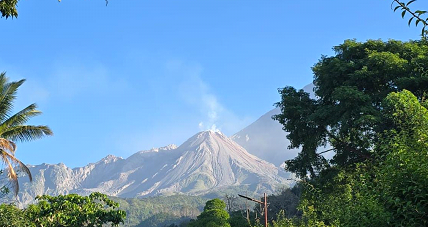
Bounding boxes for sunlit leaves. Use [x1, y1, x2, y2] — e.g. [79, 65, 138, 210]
[274, 39, 428, 179]
[0, 0, 18, 19]
[26, 192, 126, 227]
[188, 199, 231, 227]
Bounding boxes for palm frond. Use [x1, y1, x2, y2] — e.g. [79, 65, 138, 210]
[0, 73, 25, 122]
[0, 73, 50, 196]
[0, 103, 41, 134]
[1, 125, 53, 142]
[0, 138, 16, 155]
[16, 159, 32, 182]
[3, 152, 32, 182]
[0, 148, 33, 195]
[0, 149, 19, 195]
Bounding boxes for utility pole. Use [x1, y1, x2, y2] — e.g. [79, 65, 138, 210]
[238, 193, 268, 227]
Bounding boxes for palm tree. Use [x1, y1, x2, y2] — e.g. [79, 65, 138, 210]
[0, 72, 53, 195]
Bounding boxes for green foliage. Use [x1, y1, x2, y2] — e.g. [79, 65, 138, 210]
[297, 169, 392, 227]
[266, 186, 301, 220]
[250, 206, 330, 227]
[274, 37, 428, 226]
[274, 39, 428, 179]
[113, 194, 205, 227]
[204, 198, 226, 211]
[228, 211, 250, 227]
[373, 90, 428, 226]
[136, 213, 191, 227]
[271, 209, 330, 227]
[25, 192, 126, 227]
[0, 0, 18, 19]
[0, 204, 34, 227]
[188, 199, 230, 227]
[286, 90, 428, 227]
[391, 0, 428, 38]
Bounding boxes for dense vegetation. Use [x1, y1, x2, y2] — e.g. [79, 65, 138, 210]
[188, 199, 231, 227]
[274, 39, 428, 178]
[271, 38, 428, 226]
[113, 194, 206, 227]
[248, 3, 428, 226]
[0, 192, 126, 226]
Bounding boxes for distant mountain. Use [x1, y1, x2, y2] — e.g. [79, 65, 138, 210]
[15, 131, 291, 207]
[231, 108, 297, 166]
[231, 83, 315, 166]
[13, 84, 318, 206]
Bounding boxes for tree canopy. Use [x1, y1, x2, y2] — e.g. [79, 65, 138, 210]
[188, 198, 231, 227]
[26, 192, 126, 227]
[290, 90, 428, 226]
[274, 39, 428, 178]
[0, 204, 34, 227]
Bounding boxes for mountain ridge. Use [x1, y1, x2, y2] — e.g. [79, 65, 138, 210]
[14, 130, 292, 207]
[231, 83, 315, 166]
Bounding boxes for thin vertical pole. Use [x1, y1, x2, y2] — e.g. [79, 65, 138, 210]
[264, 193, 268, 227]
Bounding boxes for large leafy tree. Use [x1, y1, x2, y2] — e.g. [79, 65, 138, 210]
[294, 90, 428, 226]
[0, 72, 52, 195]
[373, 90, 428, 226]
[188, 199, 231, 227]
[274, 39, 428, 178]
[0, 203, 34, 227]
[25, 192, 126, 227]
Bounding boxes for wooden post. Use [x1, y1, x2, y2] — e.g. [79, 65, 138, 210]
[264, 193, 268, 227]
[238, 193, 268, 227]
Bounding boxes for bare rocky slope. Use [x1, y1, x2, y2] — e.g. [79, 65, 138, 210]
[15, 131, 292, 206]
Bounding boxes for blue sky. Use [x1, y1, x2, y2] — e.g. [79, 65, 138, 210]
[0, 0, 426, 168]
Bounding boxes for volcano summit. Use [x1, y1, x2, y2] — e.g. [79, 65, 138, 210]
[16, 130, 292, 206]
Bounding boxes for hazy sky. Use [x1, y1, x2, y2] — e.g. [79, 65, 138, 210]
[0, 0, 425, 168]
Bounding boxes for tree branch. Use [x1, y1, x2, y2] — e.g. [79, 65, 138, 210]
[392, 0, 428, 37]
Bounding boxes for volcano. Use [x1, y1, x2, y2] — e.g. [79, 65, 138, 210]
[16, 131, 291, 206]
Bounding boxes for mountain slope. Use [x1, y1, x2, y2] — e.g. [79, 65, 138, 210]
[231, 83, 315, 166]
[231, 108, 298, 166]
[231, 84, 334, 166]
[15, 131, 291, 206]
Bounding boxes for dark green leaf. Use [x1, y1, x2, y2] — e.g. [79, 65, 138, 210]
[394, 5, 402, 12]
[406, 0, 416, 6]
[408, 17, 414, 26]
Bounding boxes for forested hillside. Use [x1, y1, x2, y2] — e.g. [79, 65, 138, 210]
[112, 195, 206, 227]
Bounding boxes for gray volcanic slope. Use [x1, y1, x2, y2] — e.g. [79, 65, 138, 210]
[231, 83, 315, 166]
[15, 131, 291, 206]
[231, 108, 298, 166]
